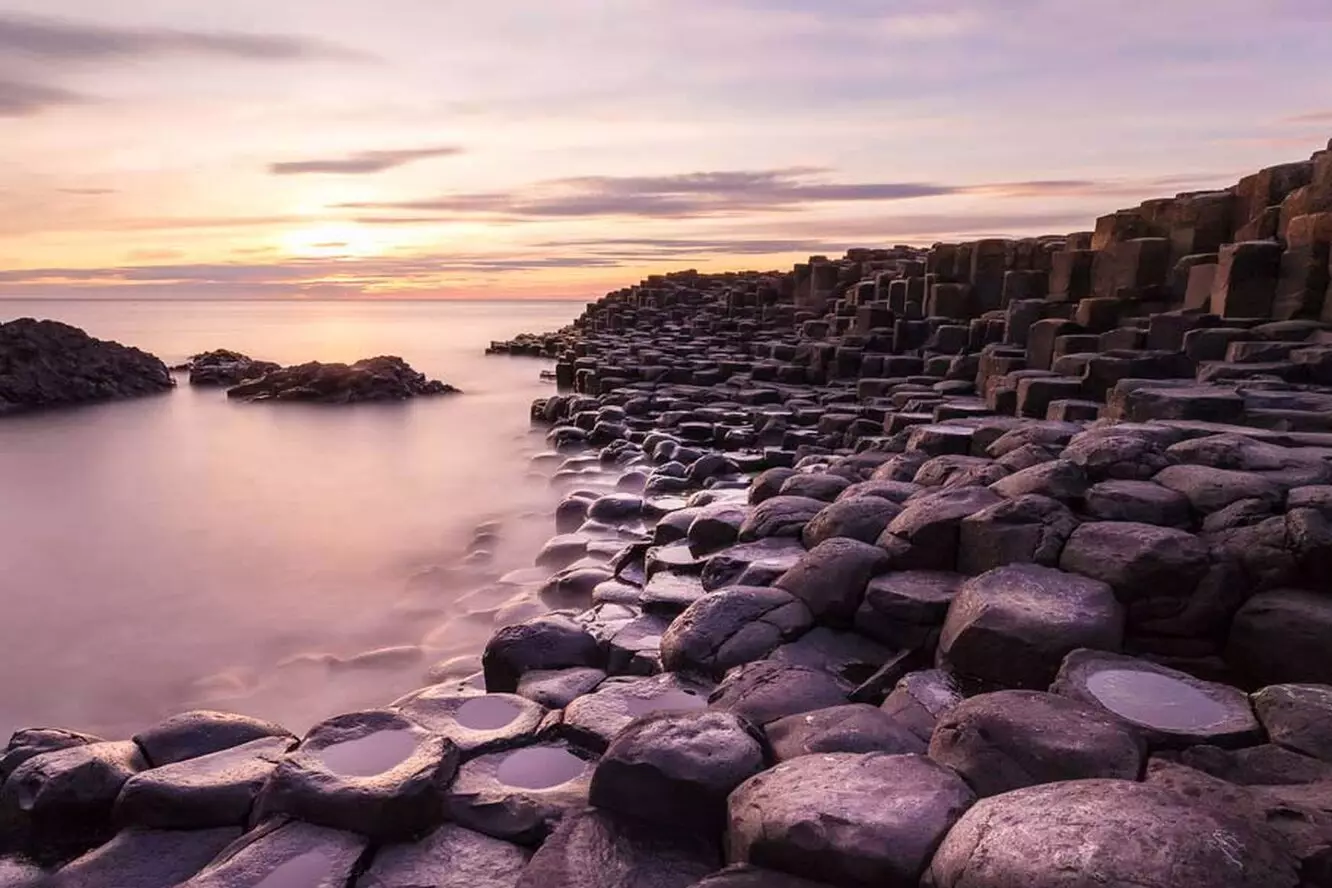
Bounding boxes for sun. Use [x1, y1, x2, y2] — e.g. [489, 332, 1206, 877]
[279, 222, 388, 259]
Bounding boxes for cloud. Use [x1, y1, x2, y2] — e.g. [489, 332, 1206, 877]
[0, 12, 359, 63]
[1280, 109, 1332, 124]
[58, 187, 117, 195]
[0, 77, 87, 116]
[269, 145, 464, 175]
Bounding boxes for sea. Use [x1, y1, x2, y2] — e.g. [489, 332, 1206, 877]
[0, 299, 581, 740]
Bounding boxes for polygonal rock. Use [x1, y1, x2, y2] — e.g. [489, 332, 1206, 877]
[1253, 683, 1332, 763]
[1082, 479, 1192, 526]
[738, 496, 827, 542]
[392, 690, 547, 757]
[1052, 649, 1262, 749]
[928, 690, 1146, 797]
[133, 710, 293, 767]
[0, 728, 101, 783]
[50, 826, 242, 888]
[358, 823, 531, 888]
[483, 613, 606, 693]
[1058, 521, 1209, 603]
[253, 709, 459, 840]
[854, 570, 963, 649]
[956, 494, 1079, 576]
[880, 487, 1005, 571]
[1228, 589, 1332, 686]
[590, 710, 767, 832]
[661, 586, 813, 679]
[727, 753, 974, 886]
[445, 743, 595, 845]
[924, 779, 1298, 888]
[765, 704, 926, 761]
[779, 474, 852, 503]
[989, 459, 1088, 502]
[114, 735, 294, 829]
[937, 564, 1124, 690]
[767, 627, 895, 686]
[709, 662, 852, 726]
[801, 497, 903, 547]
[1062, 429, 1170, 481]
[180, 819, 367, 887]
[515, 808, 718, 888]
[690, 864, 840, 887]
[1155, 464, 1285, 515]
[562, 673, 712, 752]
[775, 538, 891, 624]
[881, 670, 965, 743]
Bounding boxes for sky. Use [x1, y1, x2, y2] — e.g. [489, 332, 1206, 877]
[0, 0, 1329, 300]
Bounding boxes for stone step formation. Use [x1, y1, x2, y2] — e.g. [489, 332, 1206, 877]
[7, 144, 1332, 887]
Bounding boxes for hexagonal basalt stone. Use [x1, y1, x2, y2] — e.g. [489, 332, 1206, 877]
[1051, 649, 1262, 749]
[937, 565, 1124, 690]
[1082, 479, 1192, 527]
[880, 670, 965, 743]
[483, 613, 606, 693]
[660, 586, 812, 680]
[727, 752, 974, 887]
[956, 494, 1079, 576]
[927, 690, 1146, 797]
[445, 743, 596, 845]
[738, 496, 827, 542]
[516, 667, 607, 709]
[180, 819, 368, 888]
[691, 864, 841, 887]
[701, 538, 808, 591]
[855, 571, 963, 649]
[779, 473, 852, 503]
[253, 709, 459, 840]
[0, 740, 145, 864]
[114, 735, 295, 829]
[49, 826, 241, 888]
[358, 823, 531, 888]
[801, 497, 904, 547]
[879, 487, 1004, 572]
[925, 779, 1299, 888]
[391, 690, 547, 757]
[0, 728, 101, 783]
[1253, 683, 1332, 763]
[765, 704, 926, 762]
[1058, 521, 1209, 604]
[1227, 589, 1332, 687]
[562, 673, 712, 752]
[133, 710, 293, 768]
[709, 662, 853, 726]
[590, 710, 767, 832]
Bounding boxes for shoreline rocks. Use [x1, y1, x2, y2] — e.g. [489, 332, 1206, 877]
[226, 355, 459, 403]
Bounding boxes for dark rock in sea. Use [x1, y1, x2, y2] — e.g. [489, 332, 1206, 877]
[181, 349, 281, 386]
[133, 709, 293, 767]
[924, 779, 1299, 888]
[180, 819, 368, 887]
[0, 739, 146, 865]
[727, 752, 974, 886]
[0, 318, 173, 415]
[114, 735, 294, 829]
[225, 355, 458, 403]
[445, 742, 596, 845]
[358, 823, 531, 888]
[590, 710, 767, 833]
[927, 690, 1147, 797]
[514, 808, 719, 888]
[252, 709, 459, 840]
[48, 825, 241, 888]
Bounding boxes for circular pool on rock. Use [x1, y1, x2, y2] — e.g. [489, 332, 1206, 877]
[495, 746, 590, 790]
[454, 696, 524, 731]
[1084, 669, 1233, 732]
[316, 729, 419, 777]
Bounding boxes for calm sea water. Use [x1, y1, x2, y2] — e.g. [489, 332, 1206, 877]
[0, 299, 579, 739]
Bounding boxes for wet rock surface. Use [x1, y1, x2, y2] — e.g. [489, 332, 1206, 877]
[445, 742, 596, 844]
[226, 355, 458, 403]
[359, 823, 531, 887]
[0, 318, 173, 415]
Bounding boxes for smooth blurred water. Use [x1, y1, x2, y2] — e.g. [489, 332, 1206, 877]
[0, 299, 577, 739]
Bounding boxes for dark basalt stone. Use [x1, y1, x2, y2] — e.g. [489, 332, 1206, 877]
[514, 808, 719, 888]
[0, 318, 174, 415]
[1052, 649, 1262, 749]
[1253, 683, 1332, 763]
[802, 496, 904, 547]
[924, 779, 1299, 888]
[133, 709, 293, 767]
[445, 743, 596, 845]
[1082, 479, 1193, 527]
[590, 710, 767, 833]
[1227, 589, 1332, 687]
[180, 819, 367, 887]
[0, 740, 145, 865]
[114, 735, 294, 829]
[183, 349, 280, 387]
[483, 613, 606, 693]
[764, 703, 926, 761]
[880, 670, 966, 743]
[708, 661, 853, 726]
[775, 538, 891, 625]
[689, 864, 841, 887]
[727, 752, 975, 887]
[358, 823, 531, 888]
[392, 689, 546, 757]
[0, 728, 102, 783]
[737, 496, 827, 542]
[768, 627, 895, 687]
[879, 487, 1005, 571]
[700, 538, 808, 591]
[252, 709, 459, 841]
[778, 473, 852, 502]
[855, 571, 963, 649]
[48, 826, 242, 888]
[562, 673, 712, 752]
[226, 355, 458, 403]
[516, 667, 607, 709]
[1058, 521, 1210, 603]
[928, 690, 1147, 797]
[937, 564, 1124, 690]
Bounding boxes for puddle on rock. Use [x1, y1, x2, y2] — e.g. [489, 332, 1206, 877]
[1085, 669, 1233, 732]
[495, 746, 589, 790]
[455, 696, 522, 731]
[622, 688, 706, 717]
[317, 729, 418, 777]
[254, 850, 335, 888]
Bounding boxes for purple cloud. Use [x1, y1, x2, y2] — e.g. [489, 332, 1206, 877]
[270, 146, 464, 175]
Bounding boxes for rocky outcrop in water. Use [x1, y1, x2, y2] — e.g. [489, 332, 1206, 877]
[0, 318, 174, 415]
[226, 356, 459, 403]
[178, 350, 281, 387]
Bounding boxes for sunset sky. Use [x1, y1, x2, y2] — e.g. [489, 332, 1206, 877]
[1, 0, 1329, 300]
